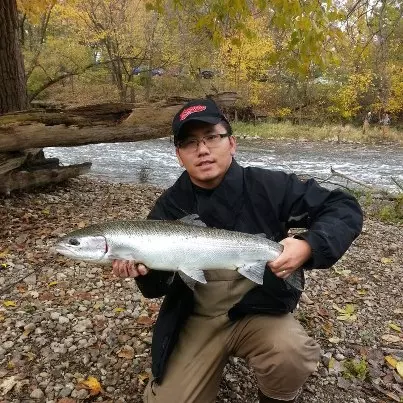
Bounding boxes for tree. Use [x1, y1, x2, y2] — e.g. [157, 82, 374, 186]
[0, 0, 28, 113]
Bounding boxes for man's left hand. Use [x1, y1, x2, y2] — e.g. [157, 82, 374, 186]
[267, 237, 312, 279]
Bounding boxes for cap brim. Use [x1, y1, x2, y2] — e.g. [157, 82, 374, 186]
[175, 116, 223, 141]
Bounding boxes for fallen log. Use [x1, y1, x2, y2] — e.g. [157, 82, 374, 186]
[0, 104, 181, 152]
[0, 162, 91, 195]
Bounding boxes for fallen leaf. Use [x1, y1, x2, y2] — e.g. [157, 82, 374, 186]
[0, 249, 9, 258]
[381, 334, 401, 344]
[385, 355, 398, 368]
[334, 268, 351, 276]
[396, 362, 403, 377]
[138, 372, 149, 385]
[328, 337, 342, 344]
[381, 257, 393, 264]
[78, 376, 102, 396]
[48, 281, 58, 287]
[137, 316, 154, 326]
[3, 300, 17, 307]
[389, 323, 401, 333]
[22, 352, 36, 361]
[114, 307, 125, 313]
[0, 263, 8, 269]
[117, 345, 135, 360]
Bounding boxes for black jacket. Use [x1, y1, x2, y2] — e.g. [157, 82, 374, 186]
[136, 160, 363, 383]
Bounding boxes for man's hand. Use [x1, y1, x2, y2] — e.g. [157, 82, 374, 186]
[112, 260, 149, 278]
[267, 237, 312, 279]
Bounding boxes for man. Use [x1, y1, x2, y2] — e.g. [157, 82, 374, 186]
[113, 99, 363, 402]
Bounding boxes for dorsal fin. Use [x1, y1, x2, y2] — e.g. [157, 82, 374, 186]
[178, 214, 207, 227]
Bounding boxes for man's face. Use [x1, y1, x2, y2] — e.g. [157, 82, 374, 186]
[175, 121, 236, 189]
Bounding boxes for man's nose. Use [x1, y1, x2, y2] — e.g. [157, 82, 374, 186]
[196, 139, 210, 153]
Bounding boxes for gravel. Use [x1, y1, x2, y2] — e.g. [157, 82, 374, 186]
[0, 176, 401, 402]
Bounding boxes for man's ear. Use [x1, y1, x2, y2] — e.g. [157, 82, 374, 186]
[229, 135, 237, 156]
[176, 148, 184, 167]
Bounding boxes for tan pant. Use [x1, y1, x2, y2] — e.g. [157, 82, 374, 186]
[144, 271, 320, 403]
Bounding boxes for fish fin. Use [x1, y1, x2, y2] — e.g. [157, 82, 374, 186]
[179, 267, 207, 283]
[237, 262, 266, 285]
[284, 268, 304, 292]
[177, 271, 196, 290]
[178, 214, 207, 227]
[252, 233, 267, 239]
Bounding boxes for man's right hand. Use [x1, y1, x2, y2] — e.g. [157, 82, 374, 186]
[112, 260, 149, 278]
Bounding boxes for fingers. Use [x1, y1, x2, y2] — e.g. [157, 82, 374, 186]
[267, 237, 312, 279]
[112, 260, 149, 278]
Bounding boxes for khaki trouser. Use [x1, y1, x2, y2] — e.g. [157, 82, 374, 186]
[144, 271, 320, 403]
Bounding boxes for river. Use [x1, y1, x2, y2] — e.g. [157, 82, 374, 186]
[45, 138, 403, 192]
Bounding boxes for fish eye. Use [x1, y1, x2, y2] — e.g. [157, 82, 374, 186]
[68, 238, 80, 246]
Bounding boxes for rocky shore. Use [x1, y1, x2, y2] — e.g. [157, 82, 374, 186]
[0, 177, 402, 402]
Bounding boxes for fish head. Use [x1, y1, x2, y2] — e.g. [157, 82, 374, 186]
[55, 234, 108, 262]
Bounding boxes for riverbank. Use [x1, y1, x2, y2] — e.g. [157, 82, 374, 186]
[233, 121, 403, 145]
[0, 177, 402, 402]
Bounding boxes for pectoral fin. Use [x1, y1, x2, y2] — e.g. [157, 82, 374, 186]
[179, 267, 207, 284]
[237, 262, 266, 285]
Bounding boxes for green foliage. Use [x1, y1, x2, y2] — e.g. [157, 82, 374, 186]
[342, 357, 369, 381]
[379, 194, 403, 224]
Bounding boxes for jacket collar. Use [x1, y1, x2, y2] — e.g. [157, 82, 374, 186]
[169, 159, 244, 230]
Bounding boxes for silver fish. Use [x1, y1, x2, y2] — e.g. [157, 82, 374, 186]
[54, 216, 304, 291]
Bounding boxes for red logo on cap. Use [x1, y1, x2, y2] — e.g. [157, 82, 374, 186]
[179, 105, 207, 121]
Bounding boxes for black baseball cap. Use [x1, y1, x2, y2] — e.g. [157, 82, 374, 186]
[172, 98, 229, 145]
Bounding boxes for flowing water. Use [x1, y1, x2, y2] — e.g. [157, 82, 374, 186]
[45, 138, 403, 192]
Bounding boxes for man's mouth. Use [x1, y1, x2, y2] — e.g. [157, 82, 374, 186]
[197, 160, 214, 167]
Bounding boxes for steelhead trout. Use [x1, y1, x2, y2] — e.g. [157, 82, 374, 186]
[54, 216, 304, 291]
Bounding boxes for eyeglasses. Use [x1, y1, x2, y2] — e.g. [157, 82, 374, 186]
[178, 133, 229, 152]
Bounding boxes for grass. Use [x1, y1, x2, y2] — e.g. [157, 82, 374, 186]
[232, 121, 403, 145]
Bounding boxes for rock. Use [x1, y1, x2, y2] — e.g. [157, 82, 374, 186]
[30, 388, 45, 399]
[23, 273, 37, 285]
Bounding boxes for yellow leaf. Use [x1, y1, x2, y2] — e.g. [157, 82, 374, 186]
[396, 362, 403, 377]
[3, 300, 16, 307]
[0, 249, 9, 258]
[357, 290, 367, 295]
[381, 257, 393, 264]
[385, 355, 398, 368]
[138, 372, 149, 385]
[42, 209, 50, 215]
[79, 376, 102, 396]
[48, 281, 58, 287]
[389, 323, 401, 332]
[332, 304, 346, 313]
[0, 263, 7, 269]
[114, 307, 125, 313]
[22, 352, 36, 361]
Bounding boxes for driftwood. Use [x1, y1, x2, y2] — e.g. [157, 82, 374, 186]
[308, 167, 402, 200]
[0, 162, 91, 195]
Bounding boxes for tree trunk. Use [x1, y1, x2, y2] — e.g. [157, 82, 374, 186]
[0, 0, 28, 114]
